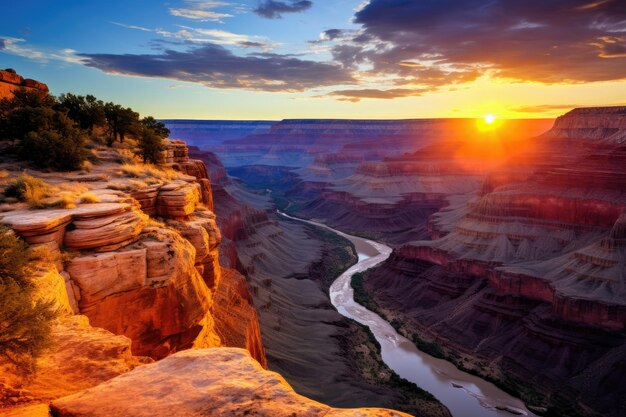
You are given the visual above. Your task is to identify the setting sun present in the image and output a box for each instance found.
[484,114,496,124]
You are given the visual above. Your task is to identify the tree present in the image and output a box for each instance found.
[0,227,57,373]
[137,127,165,164]
[103,102,121,146]
[57,93,105,133]
[117,107,140,143]
[104,103,139,145]
[141,116,170,138]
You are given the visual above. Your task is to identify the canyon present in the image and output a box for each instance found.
[167,109,625,417]
[1,69,623,417]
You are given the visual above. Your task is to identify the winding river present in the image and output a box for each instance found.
[278,211,538,417]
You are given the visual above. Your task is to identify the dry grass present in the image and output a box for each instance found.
[3,175,91,209]
[4,175,50,207]
[0,170,9,179]
[118,163,178,181]
[81,160,93,173]
[106,179,150,192]
[79,192,101,204]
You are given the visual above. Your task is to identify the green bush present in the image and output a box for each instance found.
[0,227,57,372]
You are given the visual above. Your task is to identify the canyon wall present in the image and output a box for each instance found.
[361,107,626,417]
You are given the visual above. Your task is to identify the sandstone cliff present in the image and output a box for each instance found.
[0,137,267,412]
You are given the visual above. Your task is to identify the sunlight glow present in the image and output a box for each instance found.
[484,114,496,124]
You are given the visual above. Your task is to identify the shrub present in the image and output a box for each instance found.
[0,227,57,372]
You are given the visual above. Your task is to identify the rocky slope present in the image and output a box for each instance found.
[360,107,626,417]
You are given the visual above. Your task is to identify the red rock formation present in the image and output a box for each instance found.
[0,69,49,100]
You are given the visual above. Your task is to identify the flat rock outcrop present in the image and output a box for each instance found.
[50,348,410,417]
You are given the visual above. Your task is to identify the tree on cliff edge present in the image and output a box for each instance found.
[0,227,57,373]
[137,126,165,164]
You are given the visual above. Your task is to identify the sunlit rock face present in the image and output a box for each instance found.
[0,68,49,100]
[50,348,411,417]
[0,141,264,364]
[0,315,145,409]
[363,107,626,416]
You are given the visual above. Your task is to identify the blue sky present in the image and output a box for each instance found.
[1,1,625,119]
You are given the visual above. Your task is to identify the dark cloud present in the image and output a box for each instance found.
[0,39,5,50]
[254,1,312,19]
[348,0,626,84]
[78,43,353,92]
[323,29,342,41]
[238,40,268,49]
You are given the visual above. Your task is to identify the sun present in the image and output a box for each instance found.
[484,114,496,124]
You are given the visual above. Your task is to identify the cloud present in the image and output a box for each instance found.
[169,0,233,22]
[0,37,82,64]
[78,43,354,92]
[112,22,277,50]
[254,1,312,19]
[510,104,582,113]
[346,0,626,85]
[510,103,626,113]
[325,88,426,102]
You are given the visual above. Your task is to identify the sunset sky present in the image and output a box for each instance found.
[1,0,625,120]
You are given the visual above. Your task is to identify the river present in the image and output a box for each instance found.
[278,211,538,417]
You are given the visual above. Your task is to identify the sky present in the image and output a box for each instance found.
[1,0,625,120]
